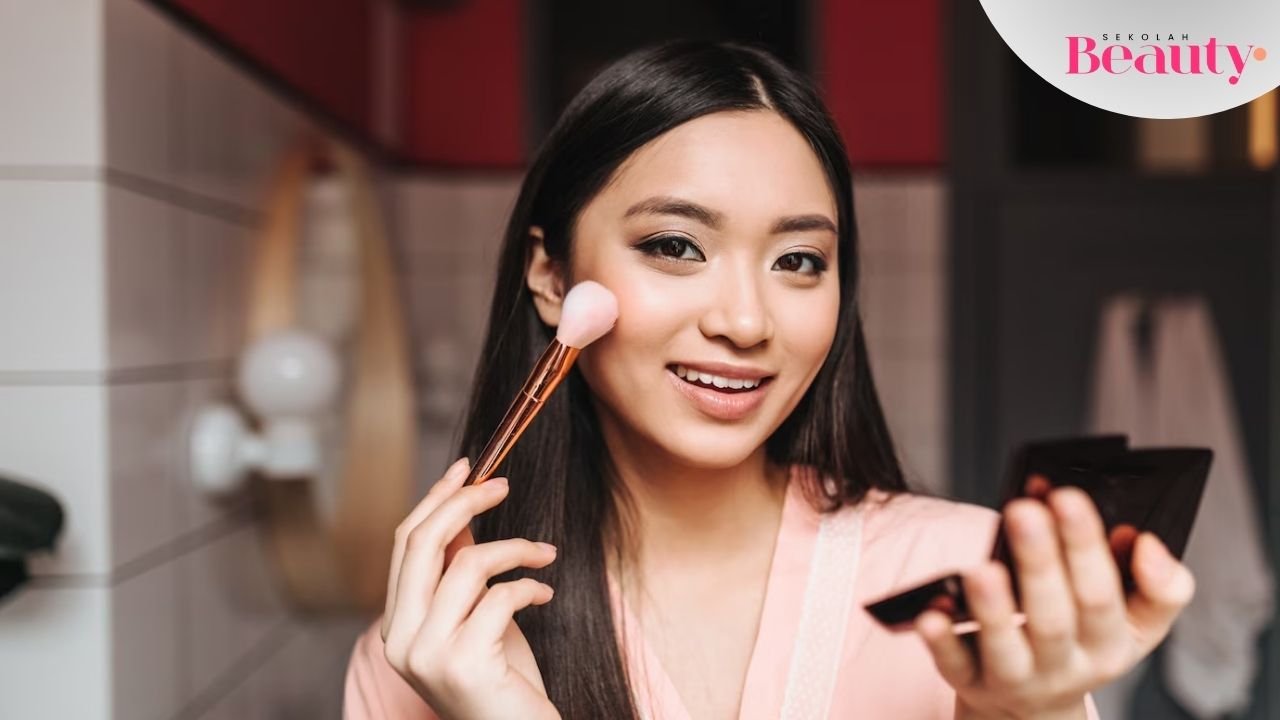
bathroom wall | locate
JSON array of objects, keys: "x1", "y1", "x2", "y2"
[
  {"x1": 0, "y1": 1, "x2": 370, "y2": 717},
  {"x1": 856, "y1": 176, "x2": 950, "y2": 494},
  {"x1": 395, "y1": 174, "x2": 522, "y2": 488},
  {"x1": 395, "y1": 174, "x2": 951, "y2": 495}
]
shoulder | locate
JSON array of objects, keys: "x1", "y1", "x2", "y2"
[
  {"x1": 857, "y1": 488, "x2": 1000, "y2": 542},
  {"x1": 822, "y1": 491, "x2": 1002, "y2": 716},
  {"x1": 841, "y1": 489, "x2": 1002, "y2": 597}
]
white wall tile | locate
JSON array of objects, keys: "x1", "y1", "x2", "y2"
[
  {"x1": 872, "y1": 344, "x2": 942, "y2": 410},
  {"x1": 860, "y1": 265, "x2": 944, "y2": 351},
  {"x1": 0, "y1": 585, "x2": 111, "y2": 720},
  {"x1": 104, "y1": 0, "x2": 175, "y2": 185},
  {"x1": 0, "y1": 1, "x2": 103, "y2": 167},
  {"x1": 0, "y1": 385, "x2": 110, "y2": 576},
  {"x1": 107, "y1": 379, "x2": 187, "y2": 569},
  {"x1": 854, "y1": 175, "x2": 946, "y2": 271},
  {"x1": 397, "y1": 176, "x2": 521, "y2": 444},
  {"x1": 181, "y1": 524, "x2": 288, "y2": 700},
  {"x1": 395, "y1": 176, "x2": 472, "y2": 264},
  {"x1": 175, "y1": 209, "x2": 250, "y2": 365},
  {"x1": 419, "y1": 429, "x2": 455, "y2": 498},
  {"x1": 894, "y1": 426, "x2": 947, "y2": 495},
  {"x1": 174, "y1": 29, "x2": 314, "y2": 213},
  {"x1": 247, "y1": 618, "x2": 368, "y2": 720},
  {"x1": 106, "y1": 185, "x2": 180, "y2": 369},
  {"x1": 112, "y1": 560, "x2": 184, "y2": 720},
  {"x1": 196, "y1": 677, "x2": 253, "y2": 720},
  {"x1": 853, "y1": 174, "x2": 950, "y2": 493},
  {"x1": 0, "y1": 180, "x2": 106, "y2": 373},
  {"x1": 406, "y1": 275, "x2": 453, "y2": 343},
  {"x1": 173, "y1": 28, "x2": 240, "y2": 208},
  {"x1": 394, "y1": 174, "x2": 520, "y2": 266}
]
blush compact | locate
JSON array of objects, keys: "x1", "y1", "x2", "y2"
[{"x1": 864, "y1": 435, "x2": 1213, "y2": 633}]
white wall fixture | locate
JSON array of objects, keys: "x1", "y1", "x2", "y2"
[
  {"x1": 185, "y1": 136, "x2": 417, "y2": 612},
  {"x1": 190, "y1": 329, "x2": 341, "y2": 494}
]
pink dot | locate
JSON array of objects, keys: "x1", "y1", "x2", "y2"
[
  {"x1": 1255, "y1": 47, "x2": 1268, "y2": 61},
  {"x1": 1230, "y1": 76, "x2": 1240, "y2": 85}
]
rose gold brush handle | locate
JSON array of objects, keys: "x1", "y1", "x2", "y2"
[{"x1": 463, "y1": 340, "x2": 581, "y2": 486}]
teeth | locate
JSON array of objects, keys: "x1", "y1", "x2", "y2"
[{"x1": 673, "y1": 365, "x2": 762, "y2": 390}]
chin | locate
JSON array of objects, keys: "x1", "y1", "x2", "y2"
[{"x1": 656, "y1": 428, "x2": 767, "y2": 470}]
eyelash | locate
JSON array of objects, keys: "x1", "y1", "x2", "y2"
[{"x1": 637, "y1": 234, "x2": 830, "y2": 275}]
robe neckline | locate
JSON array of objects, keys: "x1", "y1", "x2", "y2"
[{"x1": 605, "y1": 463, "x2": 844, "y2": 720}]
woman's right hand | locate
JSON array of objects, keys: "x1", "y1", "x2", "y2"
[{"x1": 379, "y1": 457, "x2": 560, "y2": 720}]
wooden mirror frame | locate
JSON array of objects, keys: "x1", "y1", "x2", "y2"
[{"x1": 245, "y1": 136, "x2": 416, "y2": 612}]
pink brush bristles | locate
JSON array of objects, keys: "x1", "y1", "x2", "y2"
[{"x1": 556, "y1": 280, "x2": 618, "y2": 349}]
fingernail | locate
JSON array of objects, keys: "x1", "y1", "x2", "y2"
[
  {"x1": 489, "y1": 476, "x2": 509, "y2": 490},
  {"x1": 544, "y1": 583, "x2": 555, "y2": 598},
  {"x1": 1023, "y1": 474, "x2": 1052, "y2": 499},
  {"x1": 536, "y1": 542, "x2": 557, "y2": 555}
]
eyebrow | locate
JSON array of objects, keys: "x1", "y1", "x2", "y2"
[{"x1": 623, "y1": 195, "x2": 837, "y2": 235}]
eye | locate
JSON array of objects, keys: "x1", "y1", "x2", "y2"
[
  {"x1": 774, "y1": 251, "x2": 829, "y2": 276},
  {"x1": 637, "y1": 234, "x2": 705, "y2": 262}
]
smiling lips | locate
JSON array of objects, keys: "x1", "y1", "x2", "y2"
[{"x1": 666, "y1": 363, "x2": 774, "y2": 420}]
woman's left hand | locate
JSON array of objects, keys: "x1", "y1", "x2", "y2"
[{"x1": 915, "y1": 479, "x2": 1197, "y2": 720}]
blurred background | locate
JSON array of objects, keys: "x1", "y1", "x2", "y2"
[{"x1": 0, "y1": 1, "x2": 1276, "y2": 718}]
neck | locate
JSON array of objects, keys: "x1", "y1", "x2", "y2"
[{"x1": 599, "y1": 419, "x2": 790, "y2": 586}]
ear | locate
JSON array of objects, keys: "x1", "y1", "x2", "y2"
[{"x1": 525, "y1": 225, "x2": 566, "y2": 326}]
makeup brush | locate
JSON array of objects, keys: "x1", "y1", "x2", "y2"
[{"x1": 462, "y1": 280, "x2": 619, "y2": 486}]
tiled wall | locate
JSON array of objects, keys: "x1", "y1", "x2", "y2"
[
  {"x1": 395, "y1": 175, "x2": 523, "y2": 486},
  {"x1": 0, "y1": 2, "x2": 368, "y2": 718},
  {"x1": 394, "y1": 173, "x2": 951, "y2": 495},
  {"x1": 856, "y1": 175, "x2": 950, "y2": 494}
]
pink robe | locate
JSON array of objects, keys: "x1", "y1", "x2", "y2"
[{"x1": 344, "y1": 464, "x2": 1102, "y2": 718}]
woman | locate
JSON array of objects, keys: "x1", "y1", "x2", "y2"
[{"x1": 345, "y1": 40, "x2": 1195, "y2": 719}]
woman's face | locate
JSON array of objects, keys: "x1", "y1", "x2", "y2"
[{"x1": 538, "y1": 109, "x2": 841, "y2": 470}]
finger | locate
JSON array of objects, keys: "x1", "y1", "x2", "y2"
[
  {"x1": 915, "y1": 609, "x2": 978, "y2": 688},
  {"x1": 1047, "y1": 487, "x2": 1128, "y2": 655},
  {"x1": 454, "y1": 577, "x2": 555, "y2": 653},
  {"x1": 966, "y1": 561, "x2": 1034, "y2": 687},
  {"x1": 384, "y1": 457, "x2": 471, "y2": 637},
  {"x1": 383, "y1": 477, "x2": 511, "y2": 655},
  {"x1": 444, "y1": 524, "x2": 477, "y2": 568},
  {"x1": 419, "y1": 539, "x2": 558, "y2": 648},
  {"x1": 1005, "y1": 498, "x2": 1077, "y2": 672},
  {"x1": 1126, "y1": 532, "x2": 1195, "y2": 653}
]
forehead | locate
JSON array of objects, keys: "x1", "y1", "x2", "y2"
[{"x1": 588, "y1": 110, "x2": 838, "y2": 226}]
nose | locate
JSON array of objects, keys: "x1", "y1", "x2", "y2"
[{"x1": 697, "y1": 258, "x2": 775, "y2": 348}]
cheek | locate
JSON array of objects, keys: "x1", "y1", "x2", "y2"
[
  {"x1": 575, "y1": 272, "x2": 690, "y2": 392},
  {"x1": 599, "y1": 258, "x2": 694, "y2": 317},
  {"x1": 592, "y1": 265, "x2": 699, "y2": 353},
  {"x1": 776, "y1": 285, "x2": 840, "y2": 365}
]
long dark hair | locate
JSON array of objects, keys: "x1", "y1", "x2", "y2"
[{"x1": 455, "y1": 38, "x2": 908, "y2": 718}]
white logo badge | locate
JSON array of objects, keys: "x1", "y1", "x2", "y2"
[{"x1": 979, "y1": 0, "x2": 1280, "y2": 118}]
